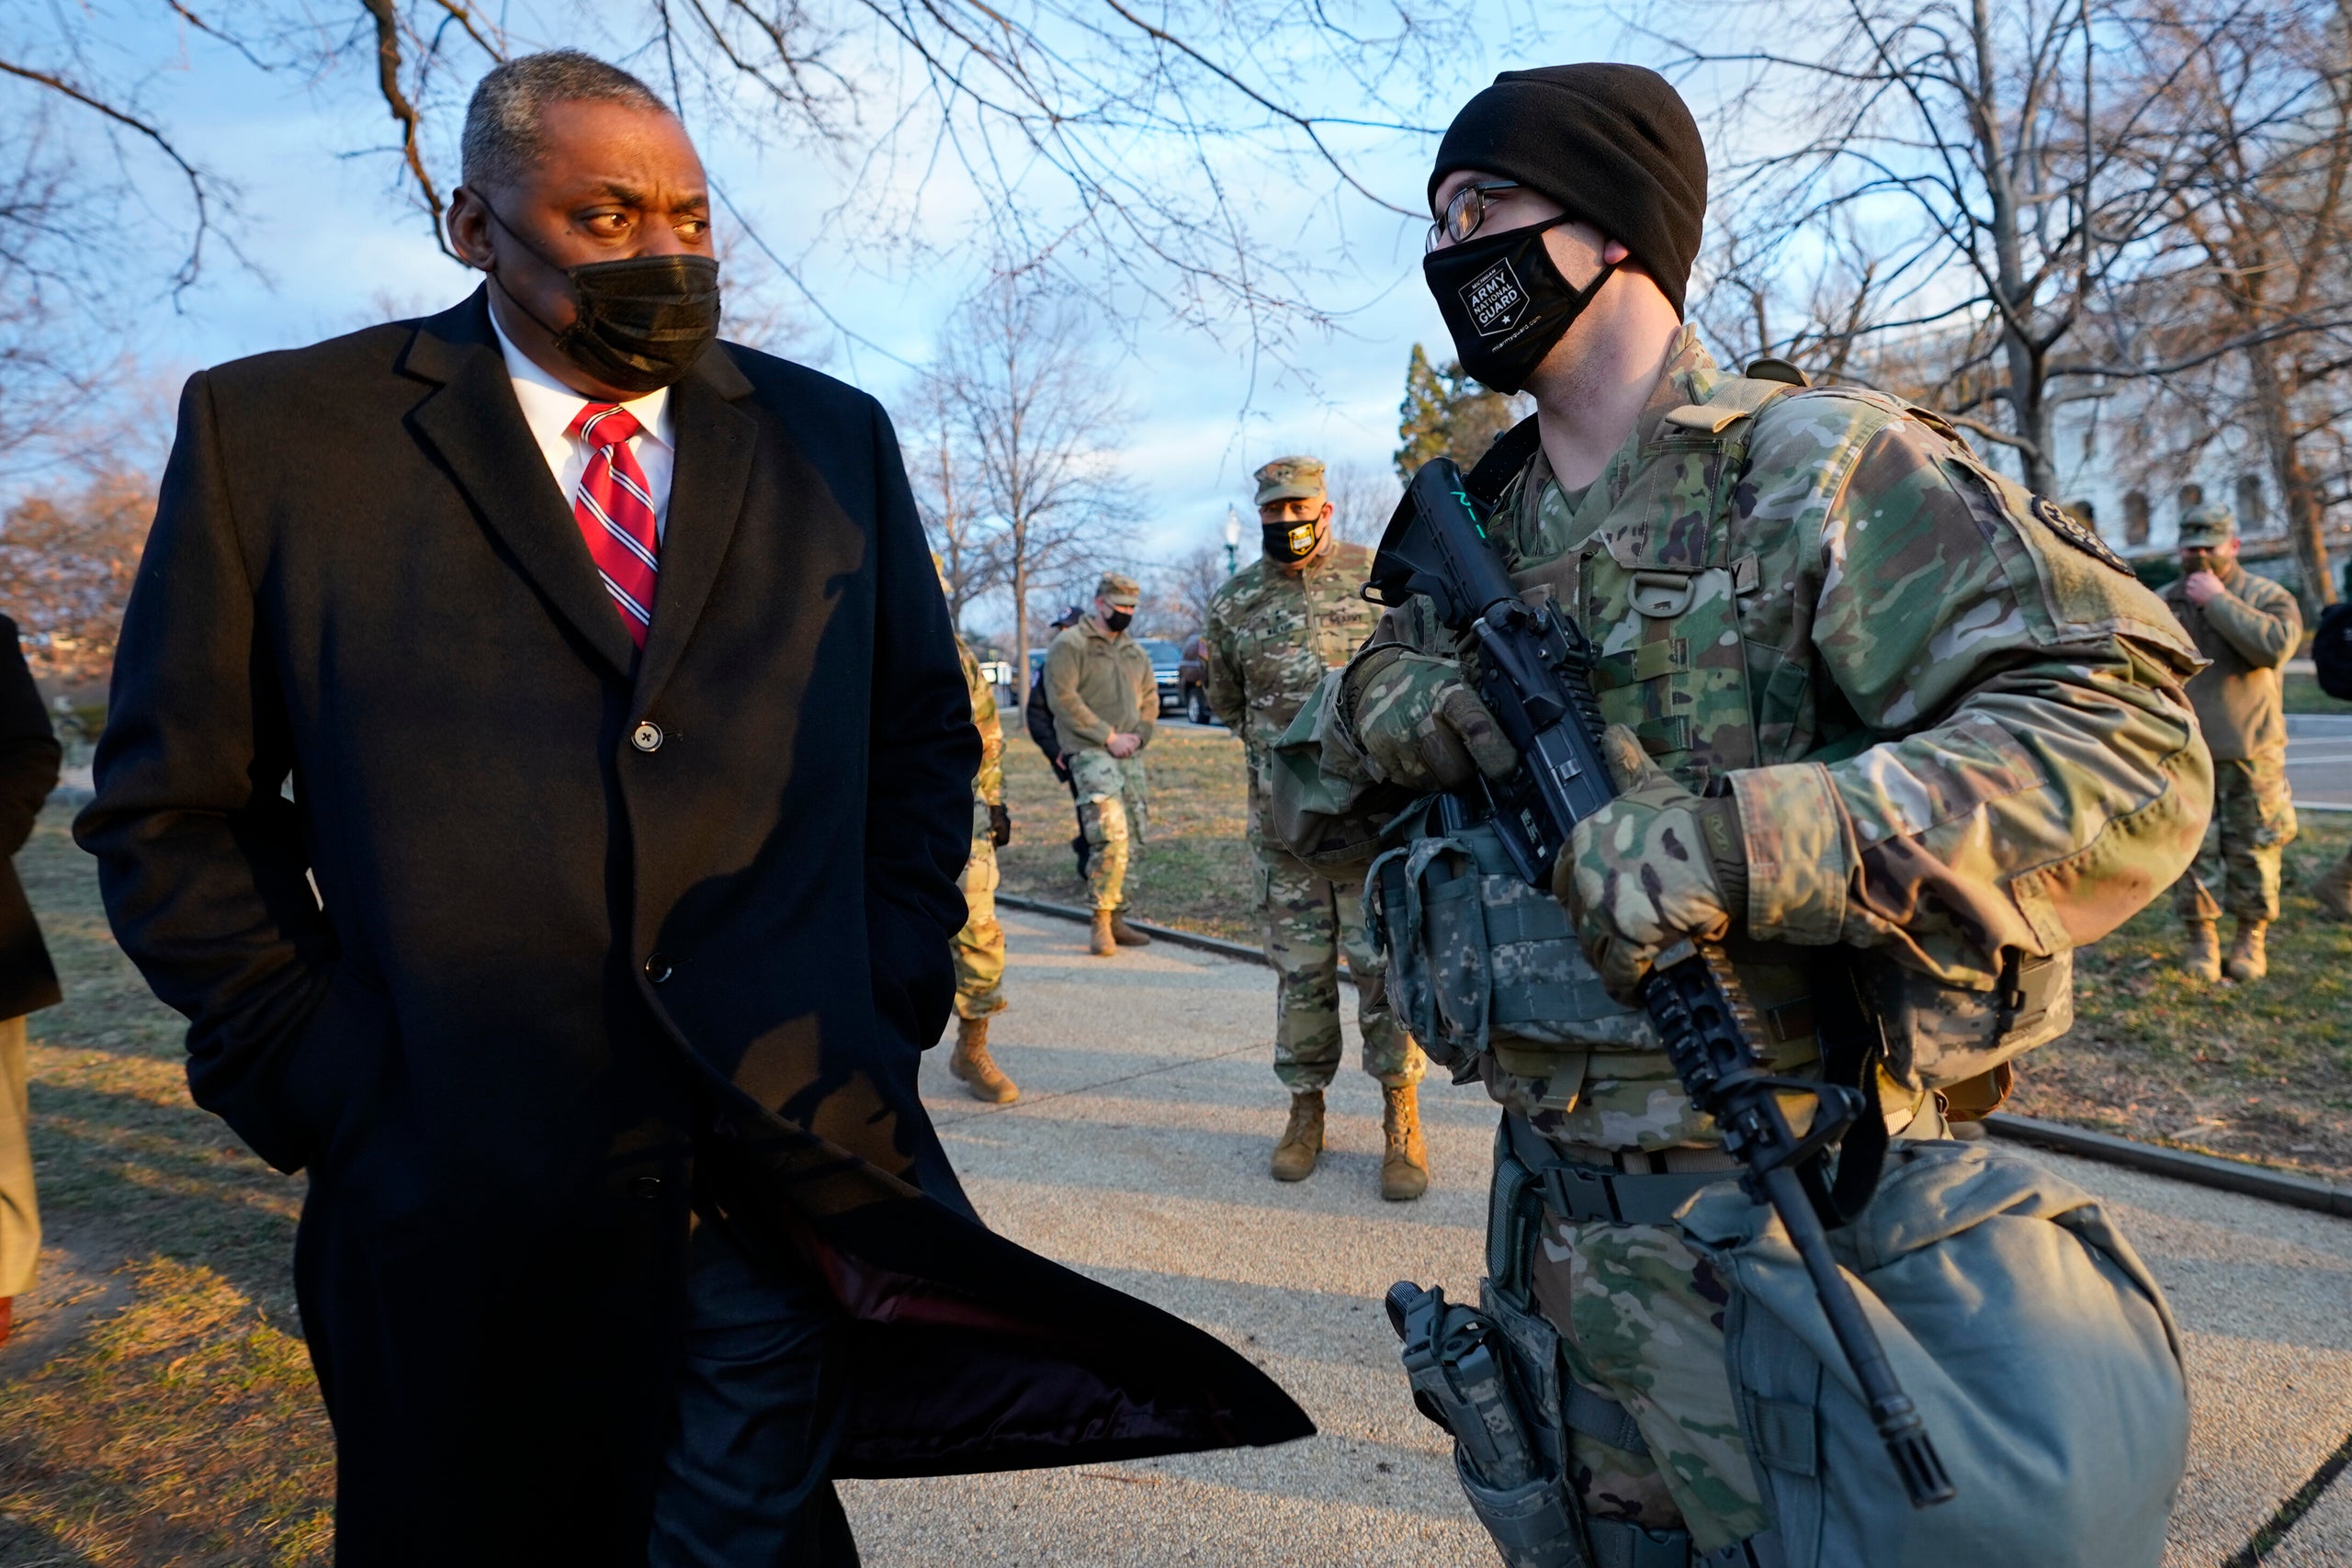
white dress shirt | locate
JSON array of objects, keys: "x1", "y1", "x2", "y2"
[{"x1": 489, "y1": 305, "x2": 677, "y2": 542}]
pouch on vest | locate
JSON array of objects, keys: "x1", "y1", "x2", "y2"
[
  {"x1": 1265, "y1": 673, "x2": 1414, "y2": 875},
  {"x1": 1678, "y1": 1139, "x2": 2188, "y2": 1568},
  {"x1": 1364, "y1": 797, "x2": 1650, "y2": 1081}
]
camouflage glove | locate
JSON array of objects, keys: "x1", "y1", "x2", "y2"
[
  {"x1": 1345, "y1": 650, "x2": 1519, "y2": 793},
  {"x1": 989, "y1": 802, "x2": 1012, "y2": 847},
  {"x1": 1554, "y1": 725, "x2": 1748, "y2": 1004}
]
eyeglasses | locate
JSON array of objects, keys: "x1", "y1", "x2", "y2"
[{"x1": 1427, "y1": 181, "x2": 1523, "y2": 252}]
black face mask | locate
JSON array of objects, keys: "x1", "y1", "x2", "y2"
[
  {"x1": 1261, "y1": 519, "x2": 1324, "y2": 564},
  {"x1": 485, "y1": 206, "x2": 722, "y2": 395},
  {"x1": 1103, "y1": 609, "x2": 1135, "y2": 634},
  {"x1": 1422, "y1": 218, "x2": 1618, "y2": 395}
]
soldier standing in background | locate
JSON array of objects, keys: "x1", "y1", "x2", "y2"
[
  {"x1": 1204, "y1": 457, "x2": 1429, "y2": 1200},
  {"x1": 2163, "y1": 502, "x2": 2301, "y2": 980},
  {"x1": 947, "y1": 601, "x2": 1018, "y2": 1103},
  {"x1": 1045, "y1": 573, "x2": 1158, "y2": 957}
]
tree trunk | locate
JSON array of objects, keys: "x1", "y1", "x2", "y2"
[
  {"x1": 2245, "y1": 333, "x2": 2336, "y2": 612},
  {"x1": 2002, "y1": 330, "x2": 2057, "y2": 495},
  {"x1": 1012, "y1": 552, "x2": 1032, "y2": 706}
]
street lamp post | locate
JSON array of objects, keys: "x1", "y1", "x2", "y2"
[{"x1": 1223, "y1": 505, "x2": 1242, "y2": 575}]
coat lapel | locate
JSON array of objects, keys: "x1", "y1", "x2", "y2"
[
  {"x1": 401, "y1": 290, "x2": 640, "y2": 678},
  {"x1": 633, "y1": 345, "x2": 758, "y2": 709}
]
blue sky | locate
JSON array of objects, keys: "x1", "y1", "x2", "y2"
[{"x1": 48, "y1": 0, "x2": 1646, "y2": 579}]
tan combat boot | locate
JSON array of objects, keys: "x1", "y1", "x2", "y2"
[
  {"x1": 1381, "y1": 1082, "x2": 1430, "y2": 1201},
  {"x1": 2182, "y1": 920, "x2": 2222, "y2": 981},
  {"x1": 1270, "y1": 1089, "x2": 1325, "y2": 1181},
  {"x1": 949, "y1": 1016, "x2": 1018, "y2": 1104},
  {"x1": 2315, "y1": 853, "x2": 2352, "y2": 920},
  {"x1": 1090, "y1": 910, "x2": 1117, "y2": 957},
  {"x1": 1108, "y1": 913, "x2": 1153, "y2": 947},
  {"x1": 2225, "y1": 920, "x2": 2268, "y2": 983}
]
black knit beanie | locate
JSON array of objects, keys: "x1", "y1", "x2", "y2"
[{"x1": 1430, "y1": 63, "x2": 1708, "y2": 318}]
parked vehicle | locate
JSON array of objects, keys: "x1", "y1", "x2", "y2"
[
  {"x1": 1139, "y1": 638, "x2": 1183, "y2": 716},
  {"x1": 1178, "y1": 634, "x2": 1218, "y2": 725}
]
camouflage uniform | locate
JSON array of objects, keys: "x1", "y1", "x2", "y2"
[
  {"x1": 2161, "y1": 548, "x2": 2301, "y2": 925},
  {"x1": 1328, "y1": 327, "x2": 2211, "y2": 1549},
  {"x1": 953, "y1": 637, "x2": 1007, "y2": 1020},
  {"x1": 1044, "y1": 590, "x2": 1157, "y2": 915},
  {"x1": 1204, "y1": 530, "x2": 1421, "y2": 1091}
]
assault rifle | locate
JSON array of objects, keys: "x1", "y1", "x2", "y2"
[{"x1": 1364, "y1": 457, "x2": 1955, "y2": 1509}]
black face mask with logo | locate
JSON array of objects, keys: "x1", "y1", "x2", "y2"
[
  {"x1": 485, "y1": 205, "x2": 723, "y2": 395},
  {"x1": 1421, "y1": 217, "x2": 1618, "y2": 396},
  {"x1": 1261, "y1": 519, "x2": 1325, "y2": 564}
]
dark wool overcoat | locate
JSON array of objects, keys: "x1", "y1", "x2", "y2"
[
  {"x1": 0, "y1": 616, "x2": 61, "y2": 1021},
  {"x1": 75, "y1": 290, "x2": 1308, "y2": 1563}
]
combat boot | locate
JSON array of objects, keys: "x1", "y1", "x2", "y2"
[
  {"x1": 949, "y1": 1016, "x2": 1018, "y2": 1104},
  {"x1": 1381, "y1": 1082, "x2": 1430, "y2": 1201},
  {"x1": 2226, "y1": 920, "x2": 2268, "y2": 983},
  {"x1": 2315, "y1": 853, "x2": 2352, "y2": 920},
  {"x1": 1108, "y1": 913, "x2": 1153, "y2": 947},
  {"x1": 1270, "y1": 1089, "x2": 1324, "y2": 1181},
  {"x1": 1090, "y1": 910, "x2": 1117, "y2": 957},
  {"x1": 2182, "y1": 920, "x2": 2222, "y2": 982}
]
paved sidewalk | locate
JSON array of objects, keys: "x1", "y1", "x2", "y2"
[{"x1": 838, "y1": 910, "x2": 2352, "y2": 1567}]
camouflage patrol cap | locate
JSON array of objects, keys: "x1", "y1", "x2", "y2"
[
  {"x1": 2178, "y1": 502, "x2": 2237, "y2": 547},
  {"x1": 1253, "y1": 456, "x2": 1327, "y2": 507},
  {"x1": 1095, "y1": 571, "x2": 1143, "y2": 607}
]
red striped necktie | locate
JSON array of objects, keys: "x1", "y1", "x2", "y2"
[{"x1": 567, "y1": 402, "x2": 661, "y2": 647}]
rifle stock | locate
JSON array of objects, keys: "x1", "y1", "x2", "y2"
[{"x1": 1367, "y1": 457, "x2": 1954, "y2": 1509}]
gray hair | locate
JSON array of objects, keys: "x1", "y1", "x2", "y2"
[{"x1": 460, "y1": 51, "x2": 673, "y2": 192}]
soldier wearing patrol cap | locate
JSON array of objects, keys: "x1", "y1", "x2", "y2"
[
  {"x1": 1044, "y1": 571, "x2": 1159, "y2": 956},
  {"x1": 1204, "y1": 457, "x2": 1430, "y2": 1200},
  {"x1": 1277, "y1": 60, "x2": 2210, "y2": 1568},
  {"x1": 2163, "y1": 502, "x2": 2301, "y2": 980}
]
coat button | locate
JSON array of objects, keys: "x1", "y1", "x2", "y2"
[
  {"x1": 632, "y1": 1175, "x2": 663, "y2": 1201},
  {"x1": 644, "y1": 953, "x2": 675, "y2": 984},
  {"x1": 631, "y1": 720, "x2": 663, "y2": 752}
]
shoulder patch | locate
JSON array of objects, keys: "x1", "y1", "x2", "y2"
[{"x1": 2028, "y1": 494, "x2": 2134, "y2": 576}]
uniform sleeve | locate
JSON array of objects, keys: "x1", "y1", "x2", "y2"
[
  {"x1": 1329, "y1": 594, "x2": 1460, "y2": 780},
  {"x1": 1729, "y1": 416, "x2": 2212, "y2": 988},
  {"x1": 1203, "y1": 597, "x2": 1246, "y2": 728},
  {"x1": 1045, "y1": 636, "x2": 1111, "y2": 748},
  {"x1": 964, "y1": 649, "x2": 1004, "y2": 806},
  {"x1": 1131, "y1": 650, "x2": 1159, "y2": 749},
  {"x1": 2200, "y1": 581, "x2": 2301, "y2": 670}
]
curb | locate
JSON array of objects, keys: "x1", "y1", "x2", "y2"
[
  {"x1": 1984, "y1": 1112, "x2": 2352, "y2": 1219},
  {"x1": 994, "y1": 893, "x2": 1271, "y2": 965},
  {"x1": 998, "y1": 893, "x2": 2352, "y2": 1220}
]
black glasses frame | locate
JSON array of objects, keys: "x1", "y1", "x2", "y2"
[{"x1": 1427, "y1": 181, "x2": 1524, "y2": 252}]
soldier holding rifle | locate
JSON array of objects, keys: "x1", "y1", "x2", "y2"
[{"x1": 1281, "y1": 63, "x2": 2210, "y2": 1568}]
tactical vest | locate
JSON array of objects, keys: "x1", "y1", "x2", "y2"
[{"x1": 1367, "y1": 375, "x2": 2068, "y2": 1124}]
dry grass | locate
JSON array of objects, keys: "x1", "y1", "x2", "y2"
[
  {"x1": 0, "y1": 804, "x2": 331, "y2": 1567},
  {"x1": 995, "y1": 725, "x2": 1261, "y2": 942},
  {"x1": 2010, "y1": 812, "x2": 2352, "y2": 1182}
]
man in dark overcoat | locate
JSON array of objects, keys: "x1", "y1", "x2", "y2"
[{"x1": 76, "y1": 50, "x2": 1305, "y2": 1565}]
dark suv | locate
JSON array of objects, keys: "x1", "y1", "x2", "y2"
[
  {"x1": 1177, "y1": 635, "x2": 1217, "y2": 724},
  {"x1": 1139, "y1": 638, "x2": 1183, "y2": 716}
]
